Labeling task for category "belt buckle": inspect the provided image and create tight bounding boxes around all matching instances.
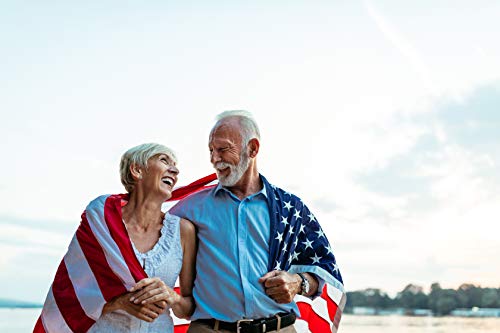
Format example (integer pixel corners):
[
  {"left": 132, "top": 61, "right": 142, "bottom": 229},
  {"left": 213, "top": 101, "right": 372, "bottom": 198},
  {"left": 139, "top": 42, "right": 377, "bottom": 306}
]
[{"left": 236, "top": 319, "right": 254, "bottom": 333}]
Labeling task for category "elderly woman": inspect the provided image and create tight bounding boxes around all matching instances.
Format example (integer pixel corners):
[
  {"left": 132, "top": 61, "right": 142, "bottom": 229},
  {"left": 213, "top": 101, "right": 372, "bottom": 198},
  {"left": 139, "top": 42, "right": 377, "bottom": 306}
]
[{"left": 34, "top": 143, "right": 196, "bottom": 333}]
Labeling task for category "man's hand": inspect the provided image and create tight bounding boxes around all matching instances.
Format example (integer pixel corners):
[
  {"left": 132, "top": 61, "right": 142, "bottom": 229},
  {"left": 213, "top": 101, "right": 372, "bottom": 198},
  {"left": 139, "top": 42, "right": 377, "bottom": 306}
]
[
  {"left": 129, "top": 277, "right": 180, "bottom": 306},
  {"left": 258, "top": 271, "right": 302, "bottom": 304}
]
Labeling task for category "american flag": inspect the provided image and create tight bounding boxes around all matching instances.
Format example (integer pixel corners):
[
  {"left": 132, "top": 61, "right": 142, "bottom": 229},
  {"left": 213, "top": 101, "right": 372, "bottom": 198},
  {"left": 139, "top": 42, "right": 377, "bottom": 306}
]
[
  {"left": 33, "top": 175, "right": 213, "bottom": 333},
  {"left": 34, "top": 174, "right": 345, "bottom": 333},
  {"left": 261, "top": 174, "right": 346, "bottom": 333}
]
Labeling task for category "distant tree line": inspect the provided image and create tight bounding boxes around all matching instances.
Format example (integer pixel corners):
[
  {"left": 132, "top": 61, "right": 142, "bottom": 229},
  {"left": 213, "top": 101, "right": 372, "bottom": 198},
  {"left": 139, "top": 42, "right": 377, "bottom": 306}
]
[{"left": 346, "top": 283, "right": 500, "bottom": 315}]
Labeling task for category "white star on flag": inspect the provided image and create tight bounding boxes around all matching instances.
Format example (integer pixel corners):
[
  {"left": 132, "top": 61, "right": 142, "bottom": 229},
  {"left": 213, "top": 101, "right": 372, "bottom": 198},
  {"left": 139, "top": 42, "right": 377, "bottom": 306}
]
[
  {"left": 326, "top": 244, "right": 333, "bottom": 255},
  {"left": 302, "top": 238, "right": 313, "bottom": 250},
  {"left": 293, "top": 209, "right": 302, "bottom": 219},
  {"left": 275, "top": 232, "right": 283, "bottom": 242},
  {"left": 315, "top": 229, "right": 325, "bottom": 238},
  {"left": 280, "top": 216, "right": 289, "bottom": 226},
  {"left": 308, "top": 213, "right": 316, "bottom": 222},
  {"left": 298, "top": 224, "right": 306, "bottom": 234},
  {"left": 281, "top": 242, "right": 288, "bottom": 254},
  {"left": 333, "top": 263, "right": 339, "bottom": 274},
  {"left": 274, "top": 261, "right": 281, "bottom": 270},
  {"left": 283, "top": 201, "right": 293, "bottom": 211},
  {"left": 310, "top": 253, "right": 322, "bottom": 264}
]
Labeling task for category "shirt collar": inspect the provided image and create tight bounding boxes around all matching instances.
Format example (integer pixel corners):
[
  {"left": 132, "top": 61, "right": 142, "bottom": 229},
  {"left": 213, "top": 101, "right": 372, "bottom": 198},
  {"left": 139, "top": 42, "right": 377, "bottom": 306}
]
[{"left": 214, "top": 178, "right": 268, "bottom": 199}]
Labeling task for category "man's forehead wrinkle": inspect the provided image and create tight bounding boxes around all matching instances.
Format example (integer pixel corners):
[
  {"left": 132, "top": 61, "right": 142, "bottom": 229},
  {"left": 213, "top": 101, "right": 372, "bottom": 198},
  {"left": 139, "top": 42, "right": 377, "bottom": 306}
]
[{"left": 210, "top": 122, "right": 242, "bottom": 145}]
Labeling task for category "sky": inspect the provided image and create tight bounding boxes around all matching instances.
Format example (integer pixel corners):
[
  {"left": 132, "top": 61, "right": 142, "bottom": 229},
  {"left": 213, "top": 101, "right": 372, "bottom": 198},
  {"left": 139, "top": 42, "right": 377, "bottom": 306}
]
[{"left": 1, "top": 0, "right": 499, "bottom": 303}]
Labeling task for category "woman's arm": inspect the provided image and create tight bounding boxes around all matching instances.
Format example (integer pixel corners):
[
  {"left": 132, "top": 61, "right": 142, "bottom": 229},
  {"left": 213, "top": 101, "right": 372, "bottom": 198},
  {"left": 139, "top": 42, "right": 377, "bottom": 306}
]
[
  {"left": 129, "top": 218, "right": 197, "bottom": 319},
  {"left": 172, "top": 218, "right": 197, "bottom": 318}
]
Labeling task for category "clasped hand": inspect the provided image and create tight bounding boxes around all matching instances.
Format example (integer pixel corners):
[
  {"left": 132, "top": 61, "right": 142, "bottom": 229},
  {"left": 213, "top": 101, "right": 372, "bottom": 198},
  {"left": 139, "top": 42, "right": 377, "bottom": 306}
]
[
  {"left": 106, "top": 277, "right": 178, "bottom": 323},
  {"left": 129, "top": 277, "right": 180, "bottom": 306}
]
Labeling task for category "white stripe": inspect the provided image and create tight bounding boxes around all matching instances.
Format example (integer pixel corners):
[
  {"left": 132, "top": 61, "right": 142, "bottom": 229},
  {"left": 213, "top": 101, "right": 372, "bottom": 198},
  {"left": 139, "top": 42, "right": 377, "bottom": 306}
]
[
  {"left": 326, "top": 283, "right": 344, "bottom": 308},
  {"left": 311, "top": 297, "right": 334, "bottom": 328},
  {"left": 162, "top": 200, "right": 178, "bottom": 212},
  {"left": 86, "top": 195, "right": 136, "bottom": 289},
  {"left": 40, "top": 287, "right": 73, "bottom": 333},
  {"left": 294, "top": 319, "right": 312, "bottom": 333},
  {"left": 64, "top": 235, "right": 106, "bottom": 320}
]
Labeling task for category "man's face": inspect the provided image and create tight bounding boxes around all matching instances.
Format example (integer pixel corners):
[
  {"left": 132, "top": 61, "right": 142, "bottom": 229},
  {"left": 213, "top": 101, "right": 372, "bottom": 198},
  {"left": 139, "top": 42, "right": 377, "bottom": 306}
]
[{"left": 209, "top": 123, "right": 250, "bottom": 186}]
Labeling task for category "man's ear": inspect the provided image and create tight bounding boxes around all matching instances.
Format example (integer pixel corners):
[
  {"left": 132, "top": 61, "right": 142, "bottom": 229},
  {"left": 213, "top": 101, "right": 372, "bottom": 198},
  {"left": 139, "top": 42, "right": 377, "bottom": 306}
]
[
  {"left": 248, "top": 138, "right": 260, "bottom": 158},
  {"left": 130, "top": 164, "right": 143, "bottom": 180}
]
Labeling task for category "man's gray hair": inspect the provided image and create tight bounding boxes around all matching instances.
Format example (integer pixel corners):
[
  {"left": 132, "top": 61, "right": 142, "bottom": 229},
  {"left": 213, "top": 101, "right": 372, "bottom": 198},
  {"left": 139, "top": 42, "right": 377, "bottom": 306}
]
[
  {"left": 119, "top": 143, "right": 177, "bottom": 193},
  {"left": 215, "top": 110, "right": 261, "bottom": 145}
]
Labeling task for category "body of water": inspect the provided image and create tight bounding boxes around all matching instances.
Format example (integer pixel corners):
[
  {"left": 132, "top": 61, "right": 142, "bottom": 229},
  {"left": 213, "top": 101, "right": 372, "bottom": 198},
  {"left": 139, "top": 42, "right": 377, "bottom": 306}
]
[
  {"left": 1, "top": 309, "right": 500, "bottom": 332},
  {"left": 341, "top": 314, "right": 500, "bottom": 333}
]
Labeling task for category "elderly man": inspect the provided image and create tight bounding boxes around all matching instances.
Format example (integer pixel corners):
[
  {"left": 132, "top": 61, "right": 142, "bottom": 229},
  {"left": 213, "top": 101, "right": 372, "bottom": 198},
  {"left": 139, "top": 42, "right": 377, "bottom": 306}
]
[{"left": 170, "top": 111, "right": 344, "bottom": 333}]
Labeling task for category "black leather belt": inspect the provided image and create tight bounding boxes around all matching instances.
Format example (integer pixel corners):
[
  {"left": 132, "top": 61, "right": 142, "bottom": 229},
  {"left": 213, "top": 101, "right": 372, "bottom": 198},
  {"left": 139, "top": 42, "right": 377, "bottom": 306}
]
[{"left": 196, "top": 312, "right": 296, "bottom": 333}]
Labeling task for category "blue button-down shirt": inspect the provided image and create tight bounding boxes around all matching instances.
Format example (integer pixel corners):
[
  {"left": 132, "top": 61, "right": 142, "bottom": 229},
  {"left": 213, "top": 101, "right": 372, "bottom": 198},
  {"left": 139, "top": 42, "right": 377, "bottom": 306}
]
[{"left": 169, "top": 183, "right": 298, "bottom": 321}]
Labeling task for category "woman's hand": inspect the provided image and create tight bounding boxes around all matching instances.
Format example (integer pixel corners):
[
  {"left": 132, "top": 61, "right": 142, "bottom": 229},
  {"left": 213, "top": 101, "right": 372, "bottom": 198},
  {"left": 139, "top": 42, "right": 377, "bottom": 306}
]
[
  {"left": 102, "top": 292, "right": 166, "bottom": 322},
  {"left": 129, "top": 277, "right": 180, "bottom": 306},
  {"left": 127, "top": 217, "right": 198, "bottom": 320}
]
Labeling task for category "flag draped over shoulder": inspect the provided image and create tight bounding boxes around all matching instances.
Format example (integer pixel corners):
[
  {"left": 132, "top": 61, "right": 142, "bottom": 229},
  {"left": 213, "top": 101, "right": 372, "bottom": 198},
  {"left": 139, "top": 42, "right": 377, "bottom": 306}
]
[
  {"left": 34, "top": 173, "right": 345, "bottom": 333},
  {"left": 261, "top": 174, "right": 346, "bottom": 333},
  {"left": 34, "top": 175, "right": 215, "bottom": 333}
]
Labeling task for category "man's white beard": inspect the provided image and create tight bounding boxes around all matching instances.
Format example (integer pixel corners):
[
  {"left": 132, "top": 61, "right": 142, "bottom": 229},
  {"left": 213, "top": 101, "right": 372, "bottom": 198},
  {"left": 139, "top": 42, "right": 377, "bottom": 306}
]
[{"left": 214, "top": 151, "right": 251, "bottom": 187}]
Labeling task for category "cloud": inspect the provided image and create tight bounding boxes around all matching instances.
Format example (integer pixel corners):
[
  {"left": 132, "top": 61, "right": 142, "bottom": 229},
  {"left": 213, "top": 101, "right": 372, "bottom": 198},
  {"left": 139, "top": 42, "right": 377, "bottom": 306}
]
[
  {"left": 350, "top": 82, "right": 500, "bottom": 219},
  {"left": 313, "top": 83, "right": 500, "bottom": 293}
]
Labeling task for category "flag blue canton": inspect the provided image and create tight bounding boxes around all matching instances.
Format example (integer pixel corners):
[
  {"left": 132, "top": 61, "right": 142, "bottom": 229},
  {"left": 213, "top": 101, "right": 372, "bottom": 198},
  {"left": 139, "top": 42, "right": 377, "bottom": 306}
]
[{"left": 262, "top": 176, "right": 343, "bottom": 284}]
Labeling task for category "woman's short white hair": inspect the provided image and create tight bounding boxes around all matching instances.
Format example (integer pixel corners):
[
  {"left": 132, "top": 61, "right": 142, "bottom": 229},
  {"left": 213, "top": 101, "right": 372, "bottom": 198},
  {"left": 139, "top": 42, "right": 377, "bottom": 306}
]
[
  {"left": 214, "top": 110, "right": 261, "bottom": 145},
  {"left": 119, "top": 143, "right": 177, "bottom": 193}
]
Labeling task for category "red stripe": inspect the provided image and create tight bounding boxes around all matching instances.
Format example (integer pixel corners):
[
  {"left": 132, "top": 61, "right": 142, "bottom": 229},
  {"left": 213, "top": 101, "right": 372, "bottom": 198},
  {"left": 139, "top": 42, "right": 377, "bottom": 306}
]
[
  {"left": 76, "top": 211, "right": 127, "bottom": 301},
  {"left": 173, "top": 323, "right": 189, "bottom": 333},
  {"left": 103, "top": 194, "right": 148, "bottom": 282},
  {"left": 320, "top": 285, "right": 340, "bottom": 328},
  {"left": 33, "top": 316, "right": 45, "bottom": 333},
  {"left": 296, "top": 284, "right": 341, "bottom": 333},
  {"left": 297, "top": 302, "right": 332, "bottom": 333},
  {"left": 321, "top": 284, "right": 340, "bottom": 328},
  {"left": 169, "top": 173, "right": 217, "bottom": 201},
  {"left": 52, "top": 261, "right": 95, "bottom": 333}
]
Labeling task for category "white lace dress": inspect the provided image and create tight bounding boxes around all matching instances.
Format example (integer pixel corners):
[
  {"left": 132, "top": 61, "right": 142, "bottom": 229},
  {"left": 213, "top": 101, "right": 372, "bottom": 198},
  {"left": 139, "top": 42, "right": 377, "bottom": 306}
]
[{"left": 88, "top": 213, "right": 183, "bottom": 333}]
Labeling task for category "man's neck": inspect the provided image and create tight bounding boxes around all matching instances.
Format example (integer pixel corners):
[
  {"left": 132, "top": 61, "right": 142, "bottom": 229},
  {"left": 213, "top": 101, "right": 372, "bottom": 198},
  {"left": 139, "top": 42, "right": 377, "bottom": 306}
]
[{"left": 226, "top": 168, "right": 262, "bottom": 200}]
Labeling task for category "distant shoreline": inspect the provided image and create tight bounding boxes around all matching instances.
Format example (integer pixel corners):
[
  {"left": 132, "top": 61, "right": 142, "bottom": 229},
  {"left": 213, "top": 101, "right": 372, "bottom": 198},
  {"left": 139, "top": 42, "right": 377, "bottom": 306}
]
[
  {"left": 0, "top": 305, "right": 42, "bottom": 309},
  {"left": 0, "top": 299, "right": 42, "bottom": 309}
]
